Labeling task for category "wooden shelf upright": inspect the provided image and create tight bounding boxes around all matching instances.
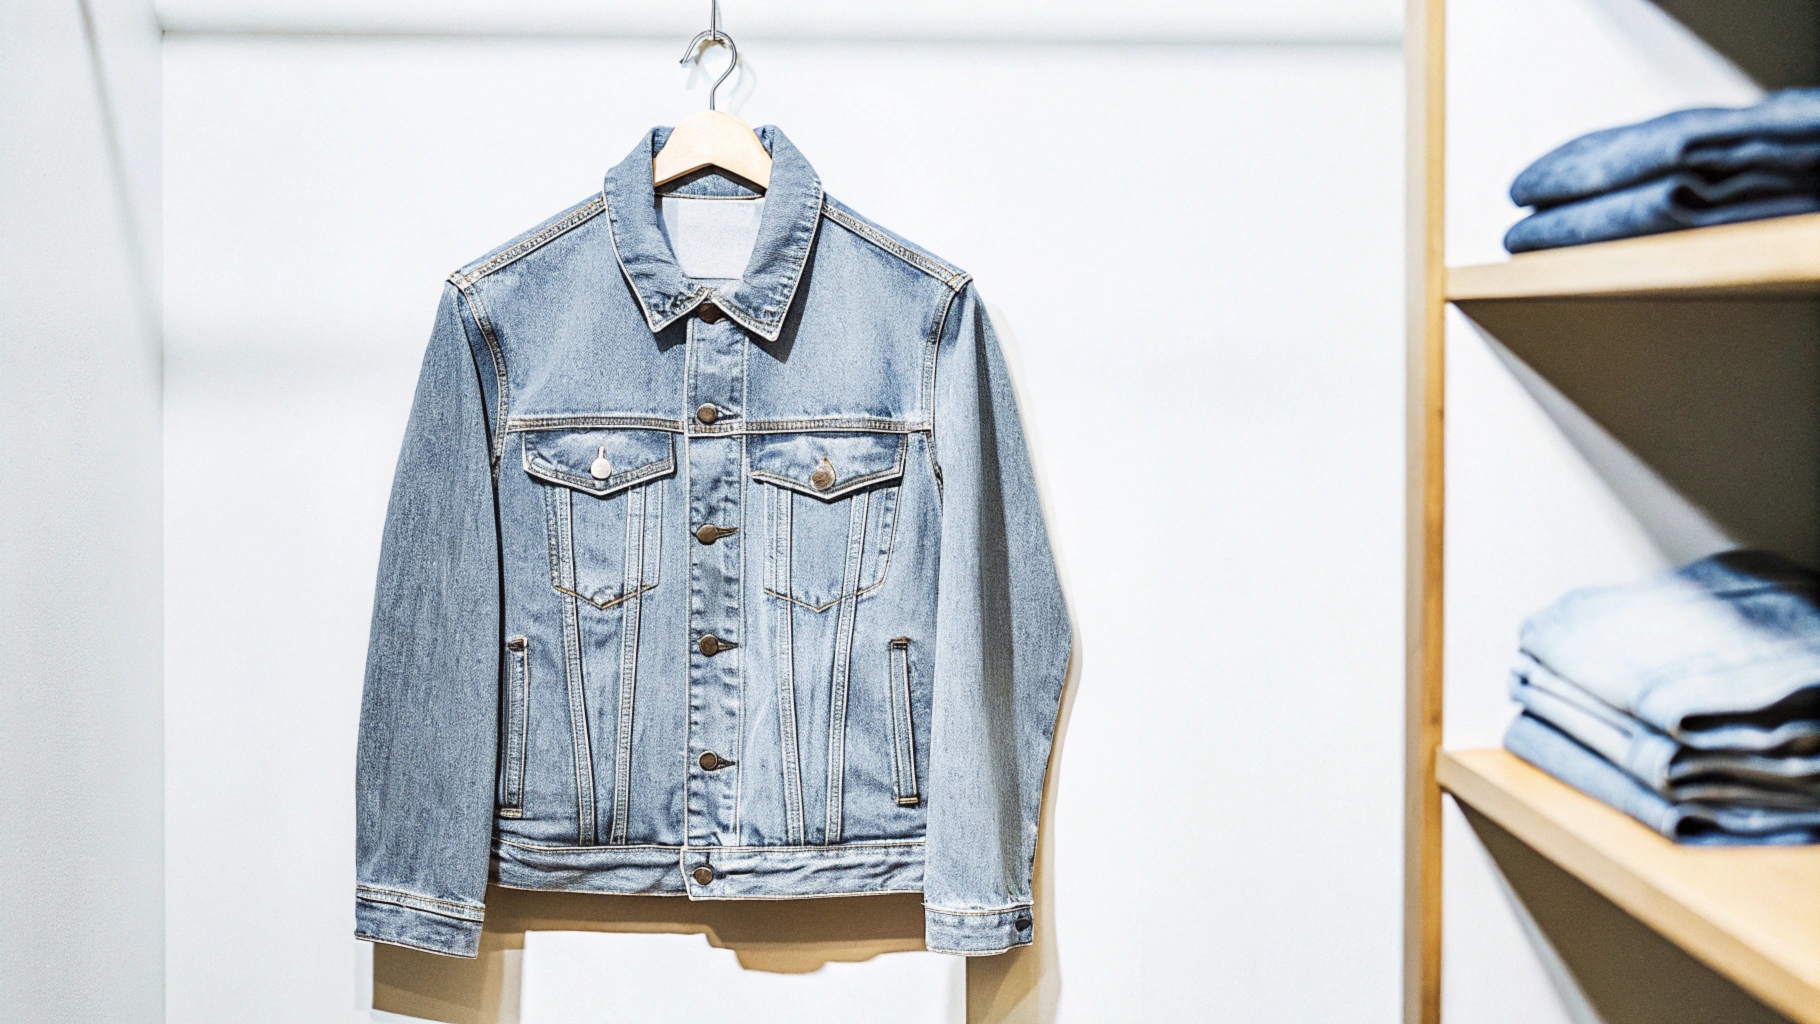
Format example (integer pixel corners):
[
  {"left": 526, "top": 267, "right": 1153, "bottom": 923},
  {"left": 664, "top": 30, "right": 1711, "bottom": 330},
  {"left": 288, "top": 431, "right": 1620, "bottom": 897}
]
[{"left": 1404, "top": 3, "right": 1820, "bottom": 1023}]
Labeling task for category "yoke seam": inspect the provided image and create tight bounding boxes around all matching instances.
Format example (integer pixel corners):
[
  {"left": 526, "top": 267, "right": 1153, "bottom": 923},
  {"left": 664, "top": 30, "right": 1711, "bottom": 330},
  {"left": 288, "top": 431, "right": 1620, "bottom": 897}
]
[
  {"left": 451, "top": 196, "right": 606, "bottom": 287},
  {"left": 820, "top": 201, "right": 971, "bottom": 292}
]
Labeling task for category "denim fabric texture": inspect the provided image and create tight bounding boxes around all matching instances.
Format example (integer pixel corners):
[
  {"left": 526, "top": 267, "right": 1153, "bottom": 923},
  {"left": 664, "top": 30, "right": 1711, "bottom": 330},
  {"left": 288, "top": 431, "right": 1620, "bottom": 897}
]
[
  {"left": 1510, "top": 654, "right": 1820, "bottom": 806},
  {"left": 1503, "top": 171, "right": 1820, "bottom": 253},
  {"left": 1519, "top": 551, "right": 1820, "bottom": 749},
  {"left": 1506, "top": 551, "right": 1820, "bottom": 844},
  {"left": 1505, "top": 714, "right": 1820, "bottom": 845},
  {"left": 1503, "top": 88, "right": 1820, "bottom": 252},
  {"left": 1509, "top": 88, "right": 1820, "bottom": 207},
  {"left": 355, "top": 126, "right": 1072, "bottom": 958}
]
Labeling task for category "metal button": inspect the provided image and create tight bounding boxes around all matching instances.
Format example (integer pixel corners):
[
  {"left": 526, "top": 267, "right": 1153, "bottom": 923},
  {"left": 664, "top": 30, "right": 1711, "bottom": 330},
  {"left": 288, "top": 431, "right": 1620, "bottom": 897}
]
[
  {"left": 696, "top": 403, "right": 720, "bottom": 425},
  {"left": 692, "top": 866, "right": 714, "bottom": 885},
  {"left": 1014, "top": 916, "right": 1033, "bottom": 931},
  {"left": 699, "top": 751, "right": 724, "bottom": 771},
  {"left": 697, "top": 302, "right": 725, "bottom": 324},
  {"left": 810, "top": 458, "right": 836, "bottom": 492},
  {"left": 588, "top": 446, "right": 612, "bottom": 481},
  {"left": 698, "top": 634, "right": 735, "bottom": 657},
  {"left": 505, "top": 636, "right": 528, "bottom": 652},
  {"left": 695, "top": 524, "right": 735, "bottom": 545}
]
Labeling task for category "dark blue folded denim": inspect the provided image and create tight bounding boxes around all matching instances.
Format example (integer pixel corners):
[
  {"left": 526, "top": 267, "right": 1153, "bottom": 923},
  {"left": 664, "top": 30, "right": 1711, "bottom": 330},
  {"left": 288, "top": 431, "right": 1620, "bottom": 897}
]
[
  {"left": 1504, "top": 170, "right": 1820, "bottom": 252},
  {"left": 1504, "top": 713, "right": 1820, "bottom": 845},
  {"left": 1687, "top": 137, "right": 1820, "bottom": 178},
  {"left": 1511, "top": 88, "right": 1820, "bottom": 208}
]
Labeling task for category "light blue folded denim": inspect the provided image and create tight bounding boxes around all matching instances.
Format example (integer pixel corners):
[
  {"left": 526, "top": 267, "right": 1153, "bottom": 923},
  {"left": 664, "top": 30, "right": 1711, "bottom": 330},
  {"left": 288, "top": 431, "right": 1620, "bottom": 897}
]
[
  {"left": 1504, "top": 170, "right": 1820, "bottom": 252},
  {"left": 1504, "top": 714, "right": 1820, "bottom": 844},
  {"left": 1510, "top": 88, "right": 1820, "bottom": 208},
  {"left": 1520, "top": 551, "right": 1820, "bottom": 754},
  {"left": 1510, "top": 654, "right": 1820, "bottom": 806}
]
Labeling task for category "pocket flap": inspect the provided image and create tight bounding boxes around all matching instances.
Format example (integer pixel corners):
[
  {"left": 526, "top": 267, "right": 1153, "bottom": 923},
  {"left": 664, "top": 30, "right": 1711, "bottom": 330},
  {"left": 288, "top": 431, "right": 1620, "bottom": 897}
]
[
  {"left": 749, "top": 432, "right": 908, "bottom": 501},
  {"left": 521, "top": 429, "right": 676, "bottom": 497}
]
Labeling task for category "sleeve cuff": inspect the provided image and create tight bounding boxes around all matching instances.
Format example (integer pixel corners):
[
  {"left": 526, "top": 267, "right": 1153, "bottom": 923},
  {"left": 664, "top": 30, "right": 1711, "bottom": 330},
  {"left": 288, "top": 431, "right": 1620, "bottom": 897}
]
[
  {"left": 923, "top": 904, "right": 1035, "bottom": 956},
  {"left": 354, "top": 885, "right": 485, "bottom": 958}
]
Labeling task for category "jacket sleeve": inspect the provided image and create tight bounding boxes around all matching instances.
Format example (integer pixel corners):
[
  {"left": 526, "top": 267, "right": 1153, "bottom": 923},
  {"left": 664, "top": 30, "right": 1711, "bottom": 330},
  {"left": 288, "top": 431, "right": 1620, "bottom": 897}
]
[
  {"left": 354, "top": 283, "right": 502, "bottom": 958},
  {"left": 923, "top": 284, "right": 1072, "bottom": 955}
]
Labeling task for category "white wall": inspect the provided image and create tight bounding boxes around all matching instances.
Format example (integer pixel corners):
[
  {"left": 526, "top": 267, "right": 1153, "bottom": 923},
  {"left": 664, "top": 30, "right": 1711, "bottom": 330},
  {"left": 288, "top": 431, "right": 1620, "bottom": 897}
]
[
  {"left": 0, "top": 1, "right": 164, "bottom": 1022},
  {"left": 161, "top": 22, "right": 1406, "bottom": 1024}
]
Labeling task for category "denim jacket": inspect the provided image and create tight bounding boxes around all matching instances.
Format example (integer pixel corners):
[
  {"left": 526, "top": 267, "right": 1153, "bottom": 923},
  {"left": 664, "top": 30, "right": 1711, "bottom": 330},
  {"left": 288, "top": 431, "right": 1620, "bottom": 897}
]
[{"left": 354, "top": 127, "right": 1071, "bottom": 959}]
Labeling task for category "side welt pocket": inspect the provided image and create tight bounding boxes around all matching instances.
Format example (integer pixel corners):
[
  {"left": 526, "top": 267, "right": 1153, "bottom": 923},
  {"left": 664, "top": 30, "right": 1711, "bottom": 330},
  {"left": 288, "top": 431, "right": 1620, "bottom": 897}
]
[
  {"left": 887, "top": 637, "right": 920, "bottom": 807},
  {"left": 500, "top": 635, "right": 530, "bottom": 817}
]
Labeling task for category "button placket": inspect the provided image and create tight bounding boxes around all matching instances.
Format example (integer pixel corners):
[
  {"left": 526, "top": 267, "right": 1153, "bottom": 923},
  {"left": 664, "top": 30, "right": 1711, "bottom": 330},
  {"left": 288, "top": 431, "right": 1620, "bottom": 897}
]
[{"left": 683, "top": 311, "right": 746, "bottom": 856}]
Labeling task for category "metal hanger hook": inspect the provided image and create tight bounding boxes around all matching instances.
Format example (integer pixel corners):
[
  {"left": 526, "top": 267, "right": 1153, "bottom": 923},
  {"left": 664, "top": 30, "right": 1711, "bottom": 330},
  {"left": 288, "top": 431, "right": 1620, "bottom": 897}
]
[{"left": 677, "top": 0, "right": 738, "bottom": 112}]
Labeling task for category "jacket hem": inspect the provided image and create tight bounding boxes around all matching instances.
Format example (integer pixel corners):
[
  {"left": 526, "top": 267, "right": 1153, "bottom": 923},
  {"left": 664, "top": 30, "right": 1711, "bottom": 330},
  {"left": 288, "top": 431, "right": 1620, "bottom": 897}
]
[{"left": 492, "top": 837, "right": 927, "bottom": 900}]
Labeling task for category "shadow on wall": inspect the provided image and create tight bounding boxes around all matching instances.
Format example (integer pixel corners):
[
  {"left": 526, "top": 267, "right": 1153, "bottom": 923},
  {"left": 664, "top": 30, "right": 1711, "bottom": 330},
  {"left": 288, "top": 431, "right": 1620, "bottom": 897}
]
[
  {"left": 1638, "top": 0, "right": 1819, "bottom": 89},
  {"left": 1456, "top": 298, "right": 1820, "bottom": 568},
  {"left": 372, "top": 645, "right": 1082, "bottom": 1024},
  {"left": 374, "top": 888, "right": 931, "bottom": 1023},
  {"left": 1462, "top": 807, "right": 1790, "bottom": 1024},
  {"left": 960, "top": 642, "right": 1080, "bottom": 1024},
  {"left": 1450, "top": 299, "right": 1819, "bottom": 1022}
]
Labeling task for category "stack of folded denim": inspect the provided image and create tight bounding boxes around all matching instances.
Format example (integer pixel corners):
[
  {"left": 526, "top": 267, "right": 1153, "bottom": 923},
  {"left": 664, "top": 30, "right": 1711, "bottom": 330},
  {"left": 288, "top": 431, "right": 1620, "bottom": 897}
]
[
  {"left": 1505, "top": 89, "right": 1820, "bottom": 253},
  {"left": 1504, "top": 551, "right": 1820, "bottom": 845}
]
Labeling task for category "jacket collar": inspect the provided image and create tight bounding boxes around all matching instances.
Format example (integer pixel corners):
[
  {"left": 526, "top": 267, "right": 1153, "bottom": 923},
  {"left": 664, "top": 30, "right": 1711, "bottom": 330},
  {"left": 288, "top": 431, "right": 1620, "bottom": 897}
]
[{"left": 602, "top": 125, "right": 823, "bottom": 342}]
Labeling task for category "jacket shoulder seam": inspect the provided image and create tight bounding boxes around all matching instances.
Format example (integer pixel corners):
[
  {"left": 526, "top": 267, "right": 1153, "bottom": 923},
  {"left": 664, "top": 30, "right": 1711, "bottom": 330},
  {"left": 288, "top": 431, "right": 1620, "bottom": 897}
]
[
  {"left": 449, "top": 195, "right": 607, "bottom": 288},
  {"left": 820, "top": 200, "right": 971, "bottom": 292},
  {"left": 450, "top": 285, "right": 508, "bottom": 473}
]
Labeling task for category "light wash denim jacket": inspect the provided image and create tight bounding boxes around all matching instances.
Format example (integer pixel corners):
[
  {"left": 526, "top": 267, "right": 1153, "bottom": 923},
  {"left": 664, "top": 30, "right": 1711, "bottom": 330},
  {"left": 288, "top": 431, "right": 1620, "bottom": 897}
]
[{"left": 355, "top": 127, "right": 1071, "bottom": 959}]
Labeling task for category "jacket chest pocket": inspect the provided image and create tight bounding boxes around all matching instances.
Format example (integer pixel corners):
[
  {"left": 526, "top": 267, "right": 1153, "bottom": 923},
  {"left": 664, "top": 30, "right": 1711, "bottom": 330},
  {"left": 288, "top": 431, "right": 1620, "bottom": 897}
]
[
  {"left": 753, "top": 432, "right": 906, "bottom": 612},
  {"left": 521, "top": 429, "right": 673, "bottom": 609}
]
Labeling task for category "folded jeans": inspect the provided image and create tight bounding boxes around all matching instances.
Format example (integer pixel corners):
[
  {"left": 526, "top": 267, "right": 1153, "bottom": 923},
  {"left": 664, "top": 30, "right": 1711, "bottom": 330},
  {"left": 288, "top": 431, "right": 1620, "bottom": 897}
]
[
  {"left": 1504, "top": 170, "right": 1820, "bottom": 252},
  {"left": 1504, "top": 713, "right": 1820, "bottom": 845},
  {"left": 1510, "top": 88, "right": 1820, "bottom": 207},
  {"left": 1510, "top": 653, "right": 1820, "bottom": 805},
  {"left": 1517, "top": 551, "right": 1820, "bottom": 750}
]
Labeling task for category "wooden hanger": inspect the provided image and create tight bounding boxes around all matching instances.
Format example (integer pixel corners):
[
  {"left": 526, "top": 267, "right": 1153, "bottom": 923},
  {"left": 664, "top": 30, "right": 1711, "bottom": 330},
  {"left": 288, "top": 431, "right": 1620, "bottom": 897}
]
[{"left": 654, "top": 2, "right": 772, "bottom": 191}]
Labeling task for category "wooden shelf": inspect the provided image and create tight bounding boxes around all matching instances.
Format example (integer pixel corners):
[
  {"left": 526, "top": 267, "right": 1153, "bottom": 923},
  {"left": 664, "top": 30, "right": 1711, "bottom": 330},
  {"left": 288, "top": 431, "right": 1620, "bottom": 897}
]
[
  {"left": 1447, "top": 214, "right": 1820, "bottom": 301},
  {"left": 1439, "top": 748, "right": 1820, "bottom": 1023}
]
